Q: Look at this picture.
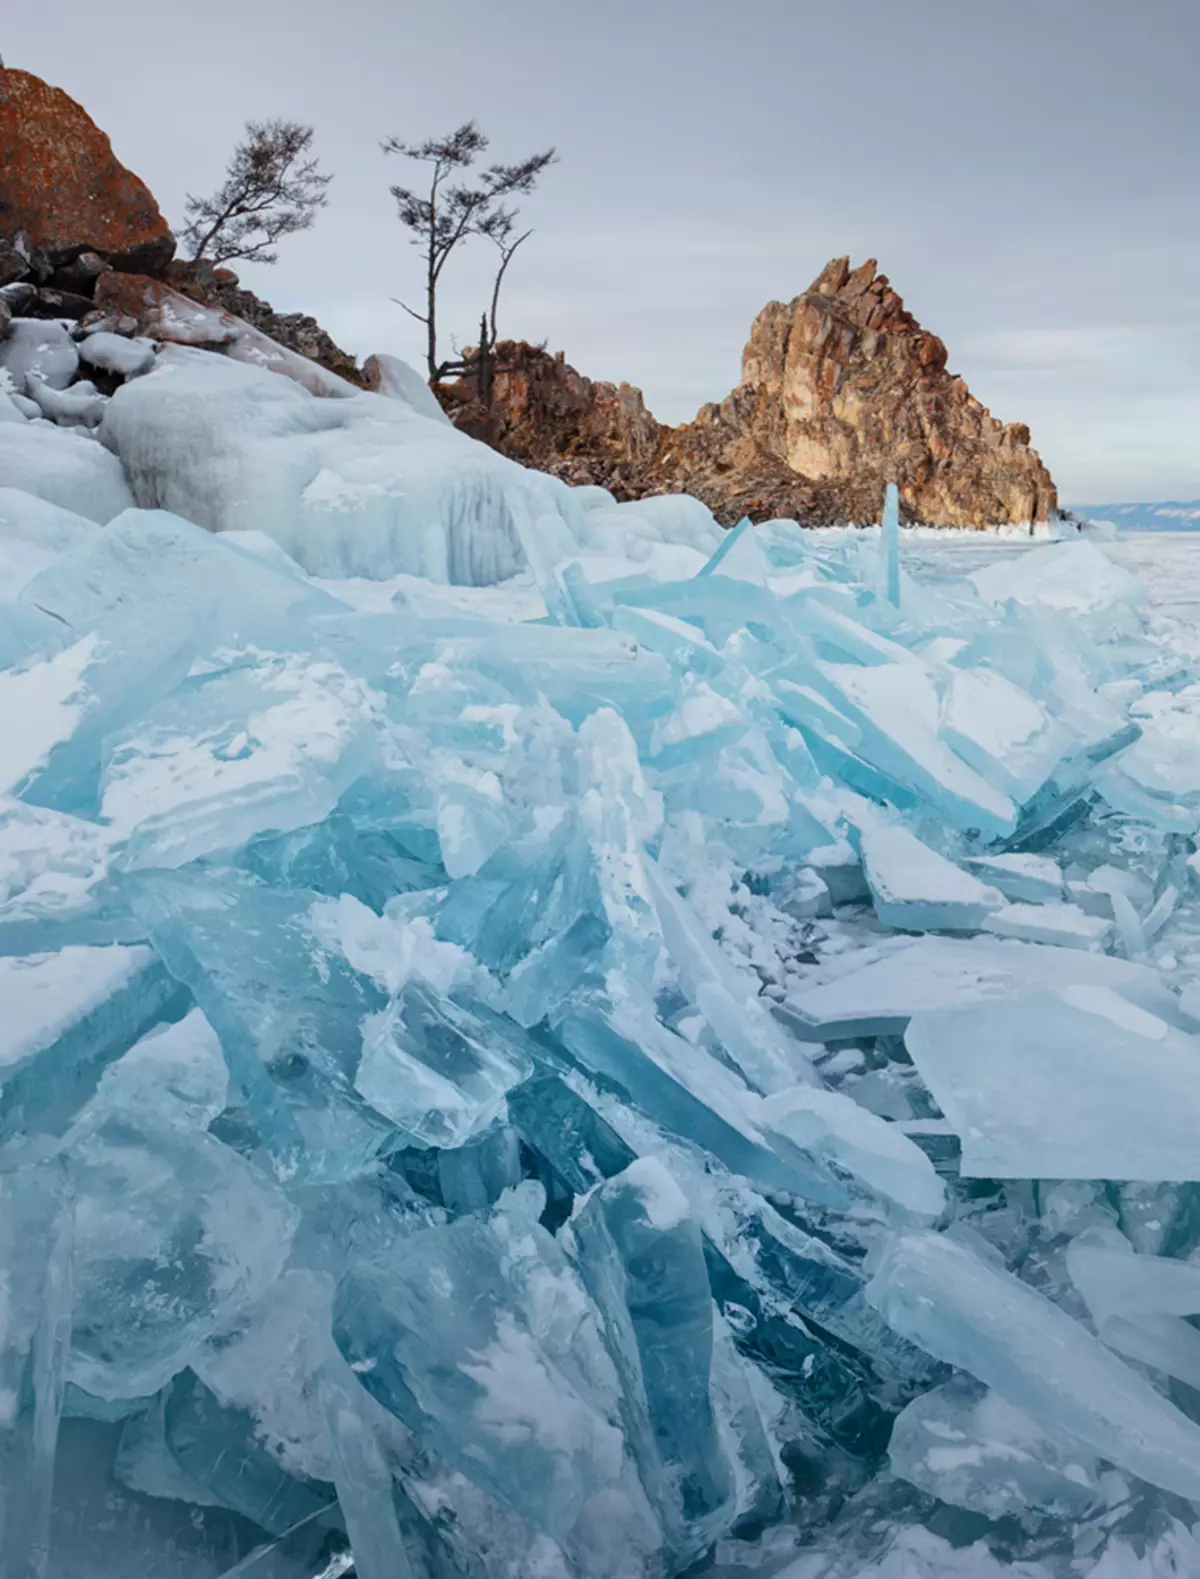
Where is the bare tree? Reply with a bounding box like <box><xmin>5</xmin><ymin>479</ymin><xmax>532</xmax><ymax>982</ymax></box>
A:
<box><xmin>180</xmin><ymin>120</ymin><xmax>332</xmax><ymax>267</ymax></box>
<box><xmin>383</xmin><ymin>122</ymin><xmax>555</xmax><ymax>382</ymax></box>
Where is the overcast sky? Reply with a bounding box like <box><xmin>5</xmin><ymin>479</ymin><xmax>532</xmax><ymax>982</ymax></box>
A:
<box><xmin>8</xmin><ymin>0</ymin><xmax>1198</xmax><ymax>503</ymax></box>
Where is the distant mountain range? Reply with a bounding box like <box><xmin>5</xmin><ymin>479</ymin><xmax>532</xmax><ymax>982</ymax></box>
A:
<box><xmin>1072</xmin><ymin>500</ymin><xmax>1200</xmax><ymax>531</ymax></box>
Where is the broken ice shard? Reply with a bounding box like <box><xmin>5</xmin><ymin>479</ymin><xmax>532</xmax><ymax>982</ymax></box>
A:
<box><xmin>0</xmin><ymin>1159</ymin><xmax>72</xmax><ymax>1579</ymax></box>
<box><xmin>332</xmin><ymin>1210</ymin><xmax>650</xmax><ymax>1546</ymax></box>
<box><xmin>857</xmin><ymin>821</ymin><xmax>1004</xmax><ymax>933</ymax></box>
<box><xmin>866</xmin><ymin>1229</ymin><xmax>1200</xmax><ymax>1500</ymax></box>
<box><xmin>0</xmin><ymin>944</ymin><xmax>187</xmax><ymax>1140</ymax></box>
<box><xmin>887</xmin><ymin>1375</ymin><xmax>1101</xmax><ymax>1522</ymax></box>
<box><xmin>573</xmin><ymin>1159</ymin><xmax>740</xmax><ymax>1561</ymax></box>
<box><xmin>905</xmin><ymin>986</ymin><xmax>1200</xmax><ymax>1179</ymax></box>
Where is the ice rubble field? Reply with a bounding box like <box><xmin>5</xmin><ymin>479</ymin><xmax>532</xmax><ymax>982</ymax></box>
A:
<box><xmin>6</xmin><ymin>336</ymin><xmax>1200</xmax><ymax>1579</ymax></box>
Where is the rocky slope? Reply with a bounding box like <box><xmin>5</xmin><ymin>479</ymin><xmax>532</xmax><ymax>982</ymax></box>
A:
<box><xmin>444</xmin><ymin>258</ymin><xmax>1058</xmax><ymax>527</ymax></box>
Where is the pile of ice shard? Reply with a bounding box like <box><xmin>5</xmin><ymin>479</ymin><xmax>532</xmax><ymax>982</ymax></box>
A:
<box><xmin>4</xmin><ymin>343</ymin><xmax>1200</xmax><ymax>1579</ymax></box>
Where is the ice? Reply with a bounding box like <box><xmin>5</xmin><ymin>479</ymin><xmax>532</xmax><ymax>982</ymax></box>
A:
<box><xmin>572</xmin><ymin>1159</ymin><xmax>751</xmax><ymax>1562</ymax></box>
<box><xmin>0</xmin><ymin>488</ymin><xmax>97</xmax><ymax>595</ymax></box>
<box><xmin>939</xmin><ymin>667</ymin><xmax>1069</xmax><ymax>802</ymax></box>
<box><xmin>0</xmin><ymin>800</ymin><xmax>121</xmax><ymax>952</ymax></box>
<box><xmin>363</xmin><ymin>351</ymin><xmax>451</xmax><ymax>424</ymax></box>
<box><xmin>857</xmin><ymin>822</ymin><xmax>1004</xmax><ymax>932</ymax></box>
<box><xmin>761</xmin><ymin>1086</ymin><xmax>945</xmax><ymax>1221</ymax></box>
<box><xmin>0</xmin><ymin>421</ymin><xmax>134</xmax><ymax>522</ymax></box>
<box><xmin>867</xmin><ymin>1229</ymin><xmax>1200</xmax><ymax>1501</ymax></box>
<box><xmin>887</xmin><ymin>1376</ymin><xmax>1102</xmax><ymax>1521</ymax></box>
<box><xmin>24</xmin><ymin>377</ymin><xmax>108</xmax><ymax>429</ymax></box>
<box><xmin>783</xmin><ymin>934</ymin><xmax>1182</xmax><ymax>1039</ymax></box>
<box><xmin>0</xmin><ymin>1161</ymin><xmax>72</xmax><ymax>1579</ymax></box>
<box><xmin>810</xmin><ymin>661</ymin><xmax>1017</xmax><ymax>836</ymax></box>
<box><xmin>332</xmin><ymin>1209</ymin><xmax>655</xmax><ymax>1553</ymax></box>
<box><xmin>961</xmin><ymin>852</ymin><xmax>1064</xmax><ymax>904</ymax></box>
<box><xmin>0</xmin><ymin>318</ymin><xmax>80</xmax><ymax>391</ymax></box>
<box><xmin>982</xmin><ymin>901</ymin><xmax>1113</xmax><ymax>950</ymax></box>
<box><xmin>100</xmin><ymin>650</ymin><xmax>380</xmax><ymax>870</ymax></box>
<box><xmin>905</xmin><ymin>987</ymin><xmax>1200</xmax><ymax>1179</ymax></box>
<box><xmin>99</xmin><ymin>345</ymin><xmax>588</xmax><ymax>582</ymax></box>
<box><xmin>970</xmin><ymin>540</ymin><xmax>1144</xmax><ymax>637</ymax></box>
<box><xmin>0</xmin><ymin>945</ymin><xmax>186</xmax><ymax>1139</ymax></box>
<box><xmin>77</xmin><ymin>333</ymin><xmax>156</xmax><ymax>381</ymax></box>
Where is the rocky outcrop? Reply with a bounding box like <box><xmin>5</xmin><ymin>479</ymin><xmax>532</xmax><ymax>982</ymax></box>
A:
<box><xmin>663</xmin><ymin>257</ymin><xmax>1056</xmax><ymax>526</ymax></box>
<box><xmin>439</xmin><ymin>342</ymin><xmax>667</xmax><ymax>498</ymax></box>
<box><xmin>446</xmin><ymin>258</ymin><xmax>1057</xmax><ymax>527</ymax></box>
<box><xmin>0</xmin><ymin>67</ymin><xmax>174</xmax><ymax>274</ymax></box>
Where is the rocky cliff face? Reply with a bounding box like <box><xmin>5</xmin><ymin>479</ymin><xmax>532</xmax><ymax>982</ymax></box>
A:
<box><xmin>446</xmin><ymin>258</ymin><xmax>1057</xmax><ymax>527</ymax></box>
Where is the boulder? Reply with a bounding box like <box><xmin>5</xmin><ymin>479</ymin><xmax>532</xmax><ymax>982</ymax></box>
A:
<box><xmin>0</xmin><ymin>67</ymin><xmax>175</xmax><ymax>274</ymax></box>
<box><xmin>93</xmin><ymin>273</ymin><xmax>359</xmax><ymax>397</ymax></box>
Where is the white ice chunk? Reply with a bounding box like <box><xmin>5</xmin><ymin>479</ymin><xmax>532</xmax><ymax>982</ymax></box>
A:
<box><xmin>78</xmin><ymin>333</ymin><xmax>156</xmax><ymax>380</ymax></box>
<box><xmin>858</xmin><ymin>823</ymin><xmax>1004</xmax><ymax>932</ymax></box>
<box><xmin>0</xmin><ymin>799</ymin><xmax>116</xmax><ymax>933</ymax></box>
<box><xmin>970</xmin><ymin>540</ymin><xmax>1144</xmax><ymax>633</ymax></box>
<box><xmin>24</xmin><ymin>376</ymin><xmax>108</xmax><ymax>429</ymax></box>
<box><xmin>363</xmin><ymin>351</ymin><xmax>451</xmax><ymax>424</ymax></box>
<box><xmin>962</xmin><ymin>852</ymin><xmax>1064</xmax><ymax>904</ymax></box>
<box><xmin>940</xmin><ymin>667</ymin><xmax>1069</xmax><ymax>802</ymax></box>
<box><xmin>866</xmin><ymin>1229</ymin><xmax>1200</xmax><ymax>1502</ymax></box>
<box><xmin>982</xmin><ymin>901</ymin><xmax>1112</xmax><ymax>951</ymax></box>
<box><xmin>762</xmin><ymin>1085</ymin><xmax>945</xmax><ymax>1221</ymax></box>
<box><xmin>784</xmin><ymin>934</ymin><xmax>1183</xmax><ymax>1040</ymax></box>
<box><xmin>0</xmin><ymin>421</ymin><xmax>134</xmax><ymax>522</ymax></box>
<box><xmin>906</xmin><ymin>987</ymin><xmax>1200</xmax><ymax>1179</ymax></box>
<box><xmin>0</xmin><ymin>945</ymin><xmax>155</xmax><ymax>1074</ymax></box>
<box><xmin>0</xmin><ymin>318</ymin><xmax>79</xmax><ymax>392</ymax></box>
<box><xmin>0</xmin><ymin>487</ymin><xmax>96</xmax><ymax>594</ymax></box>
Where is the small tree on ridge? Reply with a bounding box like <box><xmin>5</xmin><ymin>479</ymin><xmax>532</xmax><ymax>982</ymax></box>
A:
<box><xmin>383</xmin><ymin>122</ymin><xmax>555</xmax><ymax>382</ymax></box>
<box><xmin>180</xmin><ymin>120</ymin><xmax>332</xmax><ymax>267</ymax></box>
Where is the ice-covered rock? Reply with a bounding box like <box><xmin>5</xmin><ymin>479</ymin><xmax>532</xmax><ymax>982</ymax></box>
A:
<box><xmin>98</xmin><ymin>344</ymin><xmax>589</xmax><ymax>581</ymax></box>
<box><xmin>0</xmin><ymin>318</ymin><xmax>79</xmax><ymax>392</ymax></box>
<box><xmin>78</xmin><ymin>332</ymin><xmax>156</xmax><ymax>380</ymax></box>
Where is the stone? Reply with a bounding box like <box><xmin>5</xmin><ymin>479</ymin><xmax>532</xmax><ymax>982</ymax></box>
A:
<box><xmin>48</xmin><ymin>251</ymin><xmax>112</xmax><ymax>297</ymax></box>
<box><xmin>0</xmin><ymin>300</ymin><xmax>10</xmax><ymax>342</ymax></box>
<box><xmin>34</xmin><ymin>287</ymin><xmax>96</xmax><ymax>321</ymax></box>
<box><xmin>452</xmin><ymin>258</ymin><xmax>1056</xmax><ymax>528</ymax></box>
<box><xmin>0</xmin><ymin>67</ymin><xmax>175</xmax><ymax>274</ymax></box>
<box><xmin>0</xmin><ymin>283</ymin><xmax>38</xmax><ymax>315</ymax></box>
<box><xmin>93</xmin><ymin>273</ymin><xmax>361</xmax><ymax>396</ymax></box>
<box><xmin>0</xmin><ymin>234</ymin><xmax>32</xmax><ymax>288</ymax></box>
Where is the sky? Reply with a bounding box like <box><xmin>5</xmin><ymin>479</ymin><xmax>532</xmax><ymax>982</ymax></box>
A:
<box><xmin>7</xmin><ymin>0</ymin><xmax>1198</xmax><ymax>504</ymax></box>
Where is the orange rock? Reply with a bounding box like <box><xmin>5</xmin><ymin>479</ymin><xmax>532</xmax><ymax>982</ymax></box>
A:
<box><xmin>0</xmin><ymin>67</ymin><xmax>174</xmax><ymax>273</ymax></box>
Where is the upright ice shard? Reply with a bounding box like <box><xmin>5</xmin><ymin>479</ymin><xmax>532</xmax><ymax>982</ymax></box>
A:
<box><xmin>0</xmin><ymin>1160</ymin><xmax>72</xmax><ymax>1579</ymax></box>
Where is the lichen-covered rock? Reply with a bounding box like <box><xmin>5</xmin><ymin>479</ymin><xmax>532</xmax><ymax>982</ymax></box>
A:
<box><xmin>452</xmin><ymin>258</ymin><xmax>1057</xmax><ymax>528</ymax></box>
<box><xmin>439</xmin><ymin>341</ymin><xmax>666</xmax><ymax>498</ymax></box>
<box><xmin>664</xmin><ymin>256</ymin><xmax>1057</xmax><ymax>527</ymax></box>
<box><xmin>0</xmin><ymin>67</ymin><xmax>175</xmax><ymax>274</ymax></box>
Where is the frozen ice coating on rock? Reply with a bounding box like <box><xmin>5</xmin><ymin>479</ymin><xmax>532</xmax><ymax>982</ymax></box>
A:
<box><xmin>98</xmin><ymin>345</ymin><xmax>588</xmax><ymax>582</ymax></box>
<box><xmin>906</xmin><ymin>988</ymin><xmax>1200</xmax><ymax>1179</ymax></box>
<box><xmin>77</xmin><ymin>333</ymin><xmax>156</xmax><ymax>381</ymax></box>
<box><xmin>5</xmin><ymin>323</ymin><xmax>1200</xmax><ymax>1576</ymax></box>
<box><xmin>363</xmin><ymin>351</ymin><xmax>452</xmax><ymax>424</ymax></box>
<box><xmin>0</xmin><ymin>318</ymin><xmax>80</xmax><ymax>392</ymax></box>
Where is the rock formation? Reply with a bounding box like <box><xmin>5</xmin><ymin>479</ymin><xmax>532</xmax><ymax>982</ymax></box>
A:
<box><xmin>444</xmin><ymin>258</ymin><xmax>1057</xmax><ymax>527</ymax></box>
<box><xmin>0</xmin><ymin>66</ymin><xmax>174</xmax><ymax>274</ymax></box>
